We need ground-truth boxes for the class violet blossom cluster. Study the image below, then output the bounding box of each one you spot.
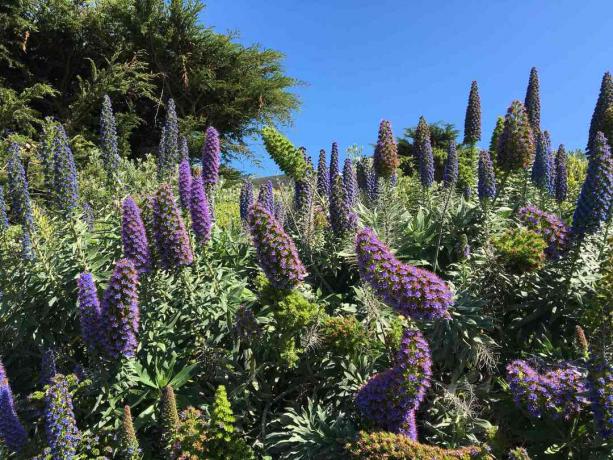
[247,202,307,290]
[239,180,254,222]
[531,131,555,195]
[518,205,569,259]
[0,359,28,452]
[153,184,194,269]
[356,328,432,439]
[317,149,330,197]
[329,175,357,236]
[554,145,568,203]
[190,175,212,243]
[293,177,313,224]
[329,142,340,184]
[257,180,274,214]
[122,197,152,274]
[100,259,140,359]
[44,374,80,459]
[506,359,588,420]
[443,140,459,188]
[178,159,193,211]
[77,273,102,352]
[202,126,221,187]
[40,348,57,387]
[587,353,613,439]
[53,125,80,216]
[0,185,8,231]
[355,227,453,320]
[415,117,434,188]
[343,158,358,207]
[478,150,496,200]
[7,143,34,231]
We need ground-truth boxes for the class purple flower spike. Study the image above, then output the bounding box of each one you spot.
[100,259,140,359]
[0,359,28,452]
[257,180,274,214]
[0,185,8,231]
[572,131,613,236]
[443,140,459,188]
[178,159,193,210]
[44,374,80,459]
[202,126,221,187]
[415,117,434,188]
[518,205,569,259]
[248,202,307,290]
[122,197,151,274]
[190,176,212,244]
[506,359,588,420]
[587,352,613,439]
[329,142,340,184]
[153,184,194,269]
[53,125,80,216]
[478,150,496,200]
[100,95,120,184]
[317,149,330,197]
[554,145,568,203]
[40,348,57,387]
[330,175,357,237]
[240,181,254,222]
[355,227,453,320]
[343,158,358,207]
[373,120,399,180]
[7,143,34,231]
[77,273,102,352]
[356,328,432,439]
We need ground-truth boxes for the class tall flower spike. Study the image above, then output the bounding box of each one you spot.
[329,142,340,183]
[373,120,399,179]
[202,126,221,187]
[248,202,307,289]
[100,95,120,184]
[355,227,453,320]
[190,175,212,244]
[261,126,307,181]
[239,180,254,222]
[77,272,102,352]
[463,81,481,145]
[317,149,330,197]
[554,145,568,203]
[178,159,192,210]
[489,116,505,158]
[0,359,28,452]
[524,67,541,134]
[157,125,169,179]
[497,100,535,171]
[587,351,613,439]
[257,180,274,213]
[7,143,34,231]
[343,158,358,207]
[120,405,141,459]
[21,225,34,261]
[164,98,179,165]
[531,131,554,193]
[273,200,286,227]
[179,135,189,161]
[330,175,357,237]
[122,197,152,274]
[415,116,434,188]
[153,184,194,269]
[53,125,80,216]
[572,131,613,236]
[478,150,496,200]
[293,176,313,226]
[44,374,80,459]
[365,165,379,204]
[141,195,157,267]
[100,259,140,359]
[356,328,432,439]
[443,140,459,187]
[587,72,613,153]
[0,185,9,231]
[161,385,179,456]
[40,348,57,387]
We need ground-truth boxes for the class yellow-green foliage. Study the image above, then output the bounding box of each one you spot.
[261,126,307,180]
[346,431,493,459]
[213,185,241,231]
[321,316,368,355]
[458,145,477,189]
[492,227,546,274]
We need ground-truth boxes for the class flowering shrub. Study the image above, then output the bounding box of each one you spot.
[355,227,453,320]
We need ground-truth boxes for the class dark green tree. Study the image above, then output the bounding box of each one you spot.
[0,0,299,160]
[587,71,613,152]
[463,80,481,145]
[524,67,541,134]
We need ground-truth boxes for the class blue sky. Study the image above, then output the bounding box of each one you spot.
[203,0,612,177]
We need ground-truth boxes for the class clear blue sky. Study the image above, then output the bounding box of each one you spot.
[203,0,612,177]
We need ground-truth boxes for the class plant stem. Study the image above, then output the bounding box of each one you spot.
[432,185,453,273]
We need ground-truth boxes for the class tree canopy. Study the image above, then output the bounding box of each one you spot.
[0,0,300,160]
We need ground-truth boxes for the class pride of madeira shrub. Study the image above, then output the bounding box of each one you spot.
[0,64,611,460]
